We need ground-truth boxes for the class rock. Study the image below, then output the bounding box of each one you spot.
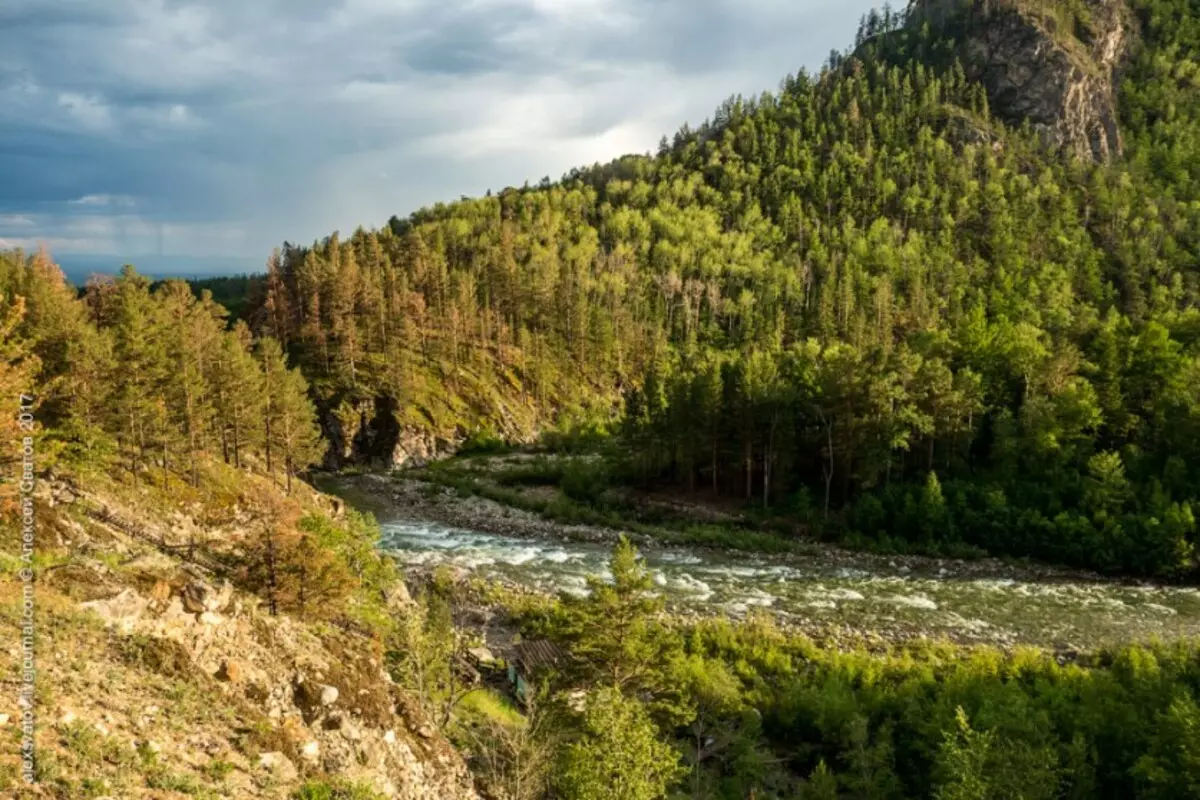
[149,580,172,604]
[383,729,396,744]
[216,659,244,684]
[320,685,340,706]
[918,0,1130,162]
[417,724,435,740]
[180,579,233,614]
[198,611,224,626]
[80,588,147,631]
[385,582,413,610]
[300,740,321,762]
[467,646,496,665]
[257,751,298,781]
[180,582,209,614]
[58,711,77,727]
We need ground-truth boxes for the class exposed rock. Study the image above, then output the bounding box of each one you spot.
[467,647,496,666]
[180,579,233,615]
[258,751,299,782]
[216,659,244,684]
[385,582,414,610]
[300,740,321,763]
[80,588,148,632]
[391,427,455,470]
[921,0,1131,162]
[149,580,172,605]
[320,685,340,707]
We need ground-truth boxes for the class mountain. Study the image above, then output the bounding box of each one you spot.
[7,1,1200,797]
[242,0,1200,575]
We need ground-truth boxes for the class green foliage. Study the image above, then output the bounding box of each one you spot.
[298,509,400,632]
[459,428,511,456]
[292,779,387,800]
[388,586,474,729]
[558,536,677,693]
[555,687,685,800]
[0,254,324,493]
[559,459,610,505]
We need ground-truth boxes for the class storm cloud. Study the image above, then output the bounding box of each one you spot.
[0,0,877,275]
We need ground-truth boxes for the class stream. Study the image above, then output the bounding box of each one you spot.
[377,516,1200,648]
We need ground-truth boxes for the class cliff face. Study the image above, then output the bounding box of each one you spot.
[926,0,1133,161]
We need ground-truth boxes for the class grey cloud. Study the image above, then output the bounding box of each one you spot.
[0,0,878,264]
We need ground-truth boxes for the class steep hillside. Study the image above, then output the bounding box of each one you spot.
[0,462,477,798]
[240,0,1200,575]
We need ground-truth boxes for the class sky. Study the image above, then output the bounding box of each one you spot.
[0,0,880,278]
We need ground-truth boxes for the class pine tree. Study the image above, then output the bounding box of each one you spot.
[258,337,321,493]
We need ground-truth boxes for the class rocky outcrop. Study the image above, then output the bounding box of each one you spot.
[320,395,461,470]
[76,569,479,799]
[923,0,1132,162]
[34,475,480,799]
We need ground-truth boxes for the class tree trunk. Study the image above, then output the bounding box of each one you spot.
[823,419,834,519]
[265,529,278,616]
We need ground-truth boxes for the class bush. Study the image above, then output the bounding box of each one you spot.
[561,459,610,506]
[459,429,511,457]
[293,780,387,800]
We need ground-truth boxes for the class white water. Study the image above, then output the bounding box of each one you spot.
[380,519,1200,646]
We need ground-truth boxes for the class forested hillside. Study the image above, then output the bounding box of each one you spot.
[244,0,1200,576]
[0,253,323,497]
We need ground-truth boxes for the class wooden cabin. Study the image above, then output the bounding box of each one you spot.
[506,639,566,703]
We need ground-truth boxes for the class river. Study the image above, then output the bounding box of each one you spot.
[376,515,1200,649]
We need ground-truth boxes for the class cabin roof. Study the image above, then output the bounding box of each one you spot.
[511,639,566,673]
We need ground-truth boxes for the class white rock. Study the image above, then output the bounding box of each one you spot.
[0,713,9,725]
[383,729,396,744]
[258,751,298,781]
[58,711,77,727]
[198,612,224,626]
[319,685,339,706]
[80,589,147,631]
[300,740,320,762]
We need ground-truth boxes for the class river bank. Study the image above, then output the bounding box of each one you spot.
[323,472,1200,652]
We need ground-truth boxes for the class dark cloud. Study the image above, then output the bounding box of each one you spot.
[0,0,878,266]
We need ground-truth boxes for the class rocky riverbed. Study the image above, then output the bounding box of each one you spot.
[327,473,1200,651]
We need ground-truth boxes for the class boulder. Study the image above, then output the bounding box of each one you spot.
[300,740,321,763]
[257,751,298,782]
[80,589,148,632]
[216,659,244,684]
[149,580,172,604]
[180,579,233,615]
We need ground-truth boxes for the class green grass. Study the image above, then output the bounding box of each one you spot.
[456,688,527,729]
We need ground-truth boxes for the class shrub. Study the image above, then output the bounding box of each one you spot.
[459,429,511,456]
[293,780,388,800]
[561,459,610,506]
